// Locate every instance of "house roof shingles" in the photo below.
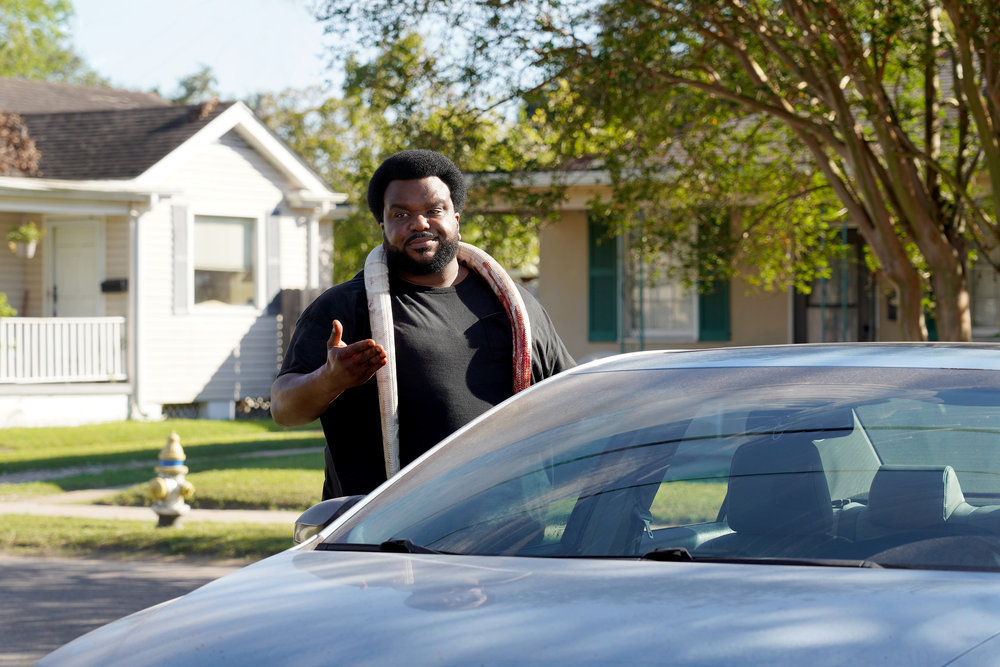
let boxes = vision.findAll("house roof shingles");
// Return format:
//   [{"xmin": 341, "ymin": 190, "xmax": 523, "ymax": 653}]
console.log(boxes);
[
  {"xmin": 0, "ymin": 78, "xmax": 169, "ymax": 113},
  {"xmin": 0, "ymin": 78, "xmax": 235, "ymax": 181},
  {"xmin": 17, "ymin": 102, "xmax": 235, "ymax": 180}
]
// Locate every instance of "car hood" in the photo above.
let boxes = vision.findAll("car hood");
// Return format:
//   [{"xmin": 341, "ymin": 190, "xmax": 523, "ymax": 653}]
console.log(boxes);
[{"xmin": 43, "ymin": 549, "xmax": 1000, "ymax": 666}]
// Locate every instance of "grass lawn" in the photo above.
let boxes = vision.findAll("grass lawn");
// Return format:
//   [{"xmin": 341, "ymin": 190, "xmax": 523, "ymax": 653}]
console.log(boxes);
[
  {"xmin": 0, "ymin": 515, "xmax": 291, "ymax": 563},
  {"xmin": 0, "ymin": 418, "xmax": 325, "ymax": 505},
  {"xmin": 0, "ymin": 418, "xmax": 325, "ymax": 562},
  {"xmin": 0, "ymin": 418, "xmax": 323, "ymax": 469}
]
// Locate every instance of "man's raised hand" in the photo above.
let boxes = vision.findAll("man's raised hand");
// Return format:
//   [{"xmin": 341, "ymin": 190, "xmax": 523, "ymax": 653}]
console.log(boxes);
[{"xmin": 325, "ymin": 319, "xmax": 387, "ymax": 388}]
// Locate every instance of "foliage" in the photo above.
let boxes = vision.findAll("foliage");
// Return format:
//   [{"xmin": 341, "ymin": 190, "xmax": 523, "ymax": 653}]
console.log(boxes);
[
  {"xmin": 0, "ymin": 112, "xmax": 41, "ymax": 176},
  {"xmin": 313, "ymin": 0, "xmax": 1000, "ymax": 341},
  {"xmin": 0, "ymin": 292, "xmax": 16, "ymax": 317},
  {"xmin": 166, "ymin": 64, "xmax": 221, "ymax": 105},
  {"xmin": 6, "ymin": 219, "xmax": 44, "ymax": 242},
  {"xmin": 254, "ymin": 33, "xmax": 562, "ymax": 283},
  {"xmin": 0, "ymin": 0, "xmax": 105, "ymax": 84}
]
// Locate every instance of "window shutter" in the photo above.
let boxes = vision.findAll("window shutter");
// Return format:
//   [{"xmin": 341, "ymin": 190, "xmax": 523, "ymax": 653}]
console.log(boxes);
[
  {"xmin": 172, "ymin": 205, "xmax": 189, "ymax": 314},
  {"xmin": 588, "ymin": 216, "xmax": 618, "ymax": 342},
  {"xmin": 698, "ymin": 278, "xmax": 730, "ymax": 341}
]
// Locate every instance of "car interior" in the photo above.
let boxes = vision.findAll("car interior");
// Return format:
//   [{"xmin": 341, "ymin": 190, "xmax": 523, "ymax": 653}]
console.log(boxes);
[
  {"xmin": 321, "ymin": 373, "xmax": 1000, "ymax": 572},
  {"xmin": 646, "ymin": 407, "xmax": 1000, "ymax": 570}
]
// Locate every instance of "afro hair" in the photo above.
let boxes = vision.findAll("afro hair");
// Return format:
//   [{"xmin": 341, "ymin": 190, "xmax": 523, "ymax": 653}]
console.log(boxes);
[{"xmin": 367, "ymin": 149, "xmax": 467, "ymax": 223}]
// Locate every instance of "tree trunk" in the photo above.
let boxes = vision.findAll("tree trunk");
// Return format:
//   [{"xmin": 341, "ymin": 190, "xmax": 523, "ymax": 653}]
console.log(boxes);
[
  {"xmin": 886, "ymin": 267, "xmax": 928, "ymax": 341},
  {"xmin": 928, "ymin": 263, "xmax": 973, "ymax": 341}
]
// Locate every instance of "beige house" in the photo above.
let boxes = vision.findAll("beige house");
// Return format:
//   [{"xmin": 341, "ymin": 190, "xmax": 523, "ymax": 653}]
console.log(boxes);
[
  {"xmin": 0, "ymin": 79, "xmax": 344, "ymax": 426},
  {"xmin": 525, "ymin": 173, "xmax": 916, "ymax": 363}
]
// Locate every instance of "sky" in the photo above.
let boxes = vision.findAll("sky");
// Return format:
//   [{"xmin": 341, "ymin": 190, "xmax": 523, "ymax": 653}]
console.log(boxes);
[{"xmin": 70, "ymin": 0, "xmax": 339, "ymax": 101}]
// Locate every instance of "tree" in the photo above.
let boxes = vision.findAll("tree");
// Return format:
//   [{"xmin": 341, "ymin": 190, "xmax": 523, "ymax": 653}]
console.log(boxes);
[
  {"xmin": 255, "ymin": 33, "xmax": 556, "ymax": 283},
  {"xmin": 0, "ymin": 112, "xmax": 41, "ymax": 175},
  {"xmin": 167, "ymin": 64, "xmax": 220, "ymax": 105},
  {"xmin": 0, "ymin": 0, "xmax": 105, "ymax": 84},
  {"xmin": 314, "ymin": 0, "xmax": 1000, "ymax": 341}
]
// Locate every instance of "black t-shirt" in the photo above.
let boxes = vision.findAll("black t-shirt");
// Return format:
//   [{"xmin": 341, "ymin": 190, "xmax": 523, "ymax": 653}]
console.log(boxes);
[{"xmin": 278, "ymin": 269, "xmax": 575, "ymax": 498}]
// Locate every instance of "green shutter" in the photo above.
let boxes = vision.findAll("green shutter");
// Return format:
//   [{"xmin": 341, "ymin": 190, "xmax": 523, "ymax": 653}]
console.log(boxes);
[
  {"xmin": 698, "ymin": 278, "xmax": 730, "ymax": 341},
  {"xmin": 588, "ymin": 216, "xmax": 618, "ymax": 342}
]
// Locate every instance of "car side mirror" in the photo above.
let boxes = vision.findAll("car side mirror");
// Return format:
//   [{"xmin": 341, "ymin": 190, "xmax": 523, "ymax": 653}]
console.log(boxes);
[{"xmin": 293, "ymin": 495, "xmax": 365, "ymax": 544}]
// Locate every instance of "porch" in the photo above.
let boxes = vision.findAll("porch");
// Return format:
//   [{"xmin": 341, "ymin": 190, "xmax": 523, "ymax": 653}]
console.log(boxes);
[{"xmin": 0, "ymin": 317, "xmax": 127, "ymax": 384}]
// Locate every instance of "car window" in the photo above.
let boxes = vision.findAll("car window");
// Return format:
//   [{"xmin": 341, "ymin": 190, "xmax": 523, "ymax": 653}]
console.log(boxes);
[{"xmin": 322, "ymin": 366, "xmax": 1000, "ymax": 571}]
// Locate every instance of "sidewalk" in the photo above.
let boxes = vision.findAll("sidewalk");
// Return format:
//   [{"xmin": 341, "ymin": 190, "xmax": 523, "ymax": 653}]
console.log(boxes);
[{"xmin": 0, "ymin": 489, "xmax": 301, "ymax": 525}]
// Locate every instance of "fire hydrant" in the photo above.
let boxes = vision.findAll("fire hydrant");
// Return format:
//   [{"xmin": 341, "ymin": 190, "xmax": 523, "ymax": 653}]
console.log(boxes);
[{"xmin": 148, "ymin": 431, "xmax": 195, "ymax": 527}]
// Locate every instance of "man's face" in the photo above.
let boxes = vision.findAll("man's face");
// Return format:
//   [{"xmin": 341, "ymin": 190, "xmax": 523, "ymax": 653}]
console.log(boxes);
[{"xmin": 381, "ymin": 176, "xmax": 460, "ymax": 277}]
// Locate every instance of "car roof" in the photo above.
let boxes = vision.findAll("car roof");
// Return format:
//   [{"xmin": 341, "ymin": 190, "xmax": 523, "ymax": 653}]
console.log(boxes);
[{"xmin": 573, "ymin": 343, "xmax": 1000, "ymax": 374}]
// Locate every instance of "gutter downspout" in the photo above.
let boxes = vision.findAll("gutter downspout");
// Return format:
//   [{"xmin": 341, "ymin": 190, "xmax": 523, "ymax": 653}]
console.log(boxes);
[{"xmin": 128, "ymin": 197, "xmax": 155, "ymax": 419}]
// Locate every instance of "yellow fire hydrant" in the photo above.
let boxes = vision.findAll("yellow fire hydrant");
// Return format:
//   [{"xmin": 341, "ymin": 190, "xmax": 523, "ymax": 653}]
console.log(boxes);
[{"xmin": 148, "ymin": 431, "xmax": 195, "ymax": 527}]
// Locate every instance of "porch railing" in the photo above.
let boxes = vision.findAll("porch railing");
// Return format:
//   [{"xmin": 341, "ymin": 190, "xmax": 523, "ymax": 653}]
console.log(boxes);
[{"xmin": 0, "ymin": 317, "xmax": 127, "ymax": 384}]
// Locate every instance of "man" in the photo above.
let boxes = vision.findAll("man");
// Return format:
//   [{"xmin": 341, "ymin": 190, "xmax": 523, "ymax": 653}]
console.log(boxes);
[{"xmin": 271, "ymin": 149, "xmax": 574, "ymax": 498}]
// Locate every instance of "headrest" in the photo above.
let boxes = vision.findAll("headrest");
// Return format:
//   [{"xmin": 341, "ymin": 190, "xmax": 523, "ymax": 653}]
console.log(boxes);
[
  {"xmin": 726, "ymin": 435, "xmax": 833, "ymax": 535},
  {"xmin": 865, "ymin": 465, "xmax": 967, "ymax": 530}
]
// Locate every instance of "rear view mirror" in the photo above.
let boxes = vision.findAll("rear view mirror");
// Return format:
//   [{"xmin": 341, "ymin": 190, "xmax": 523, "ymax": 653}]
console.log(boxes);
[{"xmin": 293, "ymin": 495, "xmax": 365, "ymax": 544}]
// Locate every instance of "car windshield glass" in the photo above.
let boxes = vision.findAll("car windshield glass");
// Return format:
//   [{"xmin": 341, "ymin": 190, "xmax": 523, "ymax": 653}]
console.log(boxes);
[{"xmin": 322, "ymin": 366, "xmax": 1000, "ymax": 571}]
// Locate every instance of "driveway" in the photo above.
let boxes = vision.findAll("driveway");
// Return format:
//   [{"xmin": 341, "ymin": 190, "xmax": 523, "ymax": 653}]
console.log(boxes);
[{"xmin": 0, "ymin": 555, "xmax": 240, "ymax": 666}]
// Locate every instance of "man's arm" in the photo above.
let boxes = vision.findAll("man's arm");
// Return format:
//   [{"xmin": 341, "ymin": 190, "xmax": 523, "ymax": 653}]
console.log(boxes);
[{"xmin": 270, "ymin": 319, "xmax": 387, "ymax": 427}]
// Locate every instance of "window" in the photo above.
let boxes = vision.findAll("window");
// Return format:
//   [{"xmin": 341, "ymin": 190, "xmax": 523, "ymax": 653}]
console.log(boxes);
[
  {"xmin": 193, "ymin": 215, "xmax": 255, "ymax": 306},
  {"xmin": 622, "ymin": 229, "xmax": 697, "ymax": 340},
  {"xmin": 588, "ymin": 215, "xmax": 729, "ymax": 344}
]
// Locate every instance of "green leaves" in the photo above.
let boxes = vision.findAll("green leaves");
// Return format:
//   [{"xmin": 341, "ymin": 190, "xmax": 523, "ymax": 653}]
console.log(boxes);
[
  {"xmin": 0, "ymin": 0, "xmax": 103, "ymax": 84},
  {"xmin": 307, "ymin": 0, "xmax": 1000, "ymax": 339}
]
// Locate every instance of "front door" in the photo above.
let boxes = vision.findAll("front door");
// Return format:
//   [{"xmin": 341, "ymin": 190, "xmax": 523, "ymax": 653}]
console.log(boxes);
[{"xmin": 48, "ymin": 216, "xmax": 102, "ymax": 317}]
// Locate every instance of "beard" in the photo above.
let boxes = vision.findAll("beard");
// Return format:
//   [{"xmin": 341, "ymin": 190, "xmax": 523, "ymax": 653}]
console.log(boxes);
[{"xmin": 384, "ymin": 233, "xmax": 460, "ymax": 276}]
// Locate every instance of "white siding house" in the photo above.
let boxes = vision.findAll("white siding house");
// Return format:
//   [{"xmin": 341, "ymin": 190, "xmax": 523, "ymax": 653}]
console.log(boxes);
[{"xmin": 0, "ymin": 79, "xmax": 344, "ymax": 426}]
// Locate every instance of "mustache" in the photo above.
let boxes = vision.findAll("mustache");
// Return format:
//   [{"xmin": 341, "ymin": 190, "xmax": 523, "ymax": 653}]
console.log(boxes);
[{"xmin": 406, "ymin": 232, "xmax": 437, "ymax": 243}]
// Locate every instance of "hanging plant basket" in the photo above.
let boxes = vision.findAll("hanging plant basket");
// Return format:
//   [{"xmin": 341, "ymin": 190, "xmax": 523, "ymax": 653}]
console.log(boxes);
[
  {"xmin": 9, "ymin": 240, "xmax": 37, "ymax": 259},
  {"xmin": 7, "ymin": 221, "xmax": 44, "ymax": 259}
]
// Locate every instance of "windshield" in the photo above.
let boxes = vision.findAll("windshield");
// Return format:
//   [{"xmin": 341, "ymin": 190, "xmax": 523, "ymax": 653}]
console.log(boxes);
[{"xmin": 321, "ymin": 365, "xmax": 1000, "ymax": 571}]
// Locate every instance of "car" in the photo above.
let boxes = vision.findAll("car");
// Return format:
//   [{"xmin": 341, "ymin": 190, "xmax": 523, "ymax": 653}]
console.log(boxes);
[{"xmin": 42, "ymin": 343, "xmax": 1000, "ymax": 665}]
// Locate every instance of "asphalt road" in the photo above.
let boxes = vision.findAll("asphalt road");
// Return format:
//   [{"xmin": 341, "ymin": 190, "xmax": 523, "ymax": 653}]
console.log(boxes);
[{"xmin": 0, "ymin": 555, "xmax": 240, "ymax": 666}]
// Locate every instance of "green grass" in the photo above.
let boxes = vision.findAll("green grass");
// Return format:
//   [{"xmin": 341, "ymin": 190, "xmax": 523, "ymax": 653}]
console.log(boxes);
[
  {"xmin": 650, "ymin": 480, "xmax": 728, "ymax": 526},
  {"xmin": 0, "ymin": 514, "xmax": 291, "ymax": 563},
  {"xmin": 0, "ymin": 419, "xmax": 325, "ymax": 563},
  {"xmin": 0, "ymin": 451, "xmax": 326, "ymax": 509},
  {"xmin": 0, "ymin": 418, "xmax": 323, "ymax": 474},
  {"xmin": 105, "ymin": 452, "xmax": 325, "ymax": 510}
]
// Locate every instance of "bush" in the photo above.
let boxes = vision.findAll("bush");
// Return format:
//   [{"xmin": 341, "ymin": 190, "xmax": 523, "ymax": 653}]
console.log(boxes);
[{"xmin": 0, "ymin": 292, "xmax": 15, "ymax": 317}]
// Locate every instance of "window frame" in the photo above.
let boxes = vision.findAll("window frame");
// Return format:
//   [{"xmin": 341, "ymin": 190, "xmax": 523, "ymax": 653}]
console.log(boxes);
[{"xmin": 173, "ymin": 205, "xmax": 269, "ymax": 314}]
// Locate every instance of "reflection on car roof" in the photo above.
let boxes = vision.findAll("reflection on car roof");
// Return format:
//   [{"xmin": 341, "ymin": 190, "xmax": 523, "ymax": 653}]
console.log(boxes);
[{"xmin": 574, "ymin": 343, "xmax": 1000, "ymax": 373}]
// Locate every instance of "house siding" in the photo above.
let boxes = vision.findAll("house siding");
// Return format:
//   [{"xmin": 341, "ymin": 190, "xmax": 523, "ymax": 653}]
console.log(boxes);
[
  {"xmin": 23, "ymin": 229, "xmax": 43, "ymax": 317},
  {"xmin": 539, "ymin": 211, "xmax": 595, "ymax": 359},
  {"xmin": 137, "ymin": 130, "xmax": 290, "ymax": 407},
  {"xmin": 538, "ymin": 200, "xmax": 791, "ymax": 362},
  {"xmin": 104, "ymin": 215, "xmax": 129, "ymax": 317},
  {"xmin": 279, "ymin": 216, "xmax": 310, "ymax": 288}
]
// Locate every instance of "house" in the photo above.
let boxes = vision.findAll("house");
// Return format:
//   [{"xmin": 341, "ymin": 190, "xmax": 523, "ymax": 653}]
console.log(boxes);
[
  {"xmin": 519, "ymin": 171, "xmax": 903, "ymax": 363},
  {"xmin": 0, "ymin": 79, "xmax": 344, "ymax": 426}
]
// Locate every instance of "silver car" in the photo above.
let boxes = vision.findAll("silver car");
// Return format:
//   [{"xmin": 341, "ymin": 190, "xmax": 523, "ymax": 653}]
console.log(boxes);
[{"xmin": 44, "ymin": 344, "xmax": 1000, "ymax": 665}]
